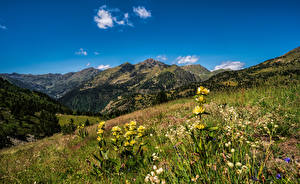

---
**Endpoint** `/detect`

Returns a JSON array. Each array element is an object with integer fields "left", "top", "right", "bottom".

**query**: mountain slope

[
  {"left": 0, "top": 77, "right": 71, "bottom": 148},
  {"left": 60, "top": 59, "right": 202, "bottom": 113},
  {"left": 1, "top": 67, "right": 100, "bottom": 99}
]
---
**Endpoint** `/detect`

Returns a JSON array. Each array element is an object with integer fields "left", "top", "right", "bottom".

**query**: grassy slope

[
  {"left": 57, "top": 114, "right": 101, "bottom": 126},
  {"left": 0, "top": 82, "right": 299, "bottom": 183}
]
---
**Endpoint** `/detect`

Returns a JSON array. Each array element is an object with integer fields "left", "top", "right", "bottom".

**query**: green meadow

[{"left": 0, "top": 83, "right": 299, "bottom": 183}]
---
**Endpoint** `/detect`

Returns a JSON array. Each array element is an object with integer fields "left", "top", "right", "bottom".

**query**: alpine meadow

[{"left": 0, "top": 0, "right": 300, "bottom": 183}]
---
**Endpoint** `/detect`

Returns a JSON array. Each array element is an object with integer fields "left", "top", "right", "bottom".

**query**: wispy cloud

[
  {"left": 213, "top": 61, "right": 245, "bottom": 71},
  {"left": 176, "top": 55, "right": 199, "bottom": 64},
  {"left": 0, "top": 24, "right": 7, "bottom": 30},
  {"left": 75, "top": 48, "right": 88, "bottom": 56},
  {"left": 94, "top": 5, "right": 132, "bottom": 29},
  {"left": 133, "top": 6, "right": 151, "bottom": 19},
  {"left": 156, "top": 55, "right": 168, "bottom": 61},
  {"left": 97, "top": 64, "right": 111, "bottom": 70},
  {"left": 94, "top": 51, "right": 100, "bottom": 55},
  {"left": 86, "top": 62, "right": 91, "bottom": 67}
]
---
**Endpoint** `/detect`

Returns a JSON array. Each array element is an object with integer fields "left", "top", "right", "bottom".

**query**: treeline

[{"left": 0, "top": 78, "right": 71, "bottom": 148}]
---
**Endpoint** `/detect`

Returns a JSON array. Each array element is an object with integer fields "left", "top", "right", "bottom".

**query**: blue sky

[{"left": 0, "top": 0, "right": 299, "bottom": 74}]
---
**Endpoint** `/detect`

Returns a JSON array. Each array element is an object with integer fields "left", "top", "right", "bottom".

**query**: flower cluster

[
  {"left": 97, "top": 121, "right": 105, "bottom": 142},
  {"left": 193, "top": 86, "right": 209, "bottom": 129},
  {"left": 145, "top": 165, "right": 165, "bottom": 184},
  {"left": 77, "top": 123, "right": 88, "bottom": 138},
  {"left": 123, "top": 121, "right": 146, "bottom": 147}
]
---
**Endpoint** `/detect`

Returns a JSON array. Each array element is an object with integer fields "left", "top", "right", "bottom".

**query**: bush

[{"left": 61, "top": 118, "right": 76, "bottom": 135}]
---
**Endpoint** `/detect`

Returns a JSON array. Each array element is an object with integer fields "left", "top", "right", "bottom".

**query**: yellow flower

[
  {"left": 112, "top": 126, "right": 121, "bottom": 132},
  {"left": 130, "top": 140, "right": 136, "bottom": 146},
  {"left": 97, "top": 129, "right": 104, "bottom": 134},
  {"left": 194, "top": 123, "right": 205, "bottom": 130},
  {"left": 111, "top": 138, "right": 116, "bottom": 142},
  {"left": 124, "top": 130, "right": 135, "bottom": 138},
  {"left": 98, "top": 121, "right": 105, "bottom": 129},
  {"left": 196, "top": 95, "right": 204, "bottom": 102},
  {"left": 137, "top": 125, "right": 145, "bottom": 133},
  {"left": 193, "top": 106, "right": 205, "bottom": 115},
  {"left": 124, "top": 141, "right": 130, "bottom": 147},
  {"left": 197, "top": 86, "right": 210, "bottom": 95},
  {"left": 97, "top": 136, "right": 102, "bottom": 142},
  {"left": 129, "top": 121, "right": 137, "bottom": 127},
  {"left": 137, "top": 133, "right": 143, "bottom": 138}
]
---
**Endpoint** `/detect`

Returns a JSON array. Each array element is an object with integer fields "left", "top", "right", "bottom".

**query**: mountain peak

[{"left": 140, "top": 58, "right": 167, "bottom": 67}]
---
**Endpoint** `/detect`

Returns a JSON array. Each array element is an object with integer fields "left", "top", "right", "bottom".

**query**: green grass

[
  {"left": 57, "top": 114, "right": 101, "bottom": 126},
  {"left": 0, "top": 83, "right": 299, "bottom": 183}
]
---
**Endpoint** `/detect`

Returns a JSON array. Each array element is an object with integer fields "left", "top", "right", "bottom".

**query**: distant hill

[
  {"left": 181, "top": 64, "right": 230, "bottom": 81},
  {"left": 1, "top": 67, "right": 100, "bottom": 99},
  {"left": 171, "top": 47, "right": 300, "bottom": 99},
  {"left": 0, "top": 78, "right": 71, "bottom": 148}
]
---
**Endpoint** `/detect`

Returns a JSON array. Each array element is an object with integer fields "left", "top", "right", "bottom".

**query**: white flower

[
  {"left": 145, "top": 175, "right": 150, "bottom": 182},
  {"left": 236, "top": 169, "right": 242, "bottom": 174},
  {"left": 231, "top": 149, "right": 235, "bottom": 153},
  {"left": 151, "top": 171, "right": 155, "bottom": 176},
  {"left": 227, "top": 162, "right": 234, "bottom": 168},
  {"left": 156, "top": 167, "right": 164, "bottom": 175},
  {"left": 153, "top": 165, "right": 157, "bottom": 170},
  {"left": 236, "top": 162, "right": 242, "bottom": 167},
  {"left": 242, "top": 165, "right": 248, "bottom": 171}
]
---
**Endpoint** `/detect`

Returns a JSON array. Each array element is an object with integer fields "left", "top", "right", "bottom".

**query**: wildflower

[
  {"left": 236, "top": 170, "right": 242, "bottom": 174},
  {"left": 242, "top": 165, "right": 248, "bottom": 171},
  {"left": 193, "top": 105, "right": 205, "bottom": 115},
  {"left": 112, "top": 126, "right": 121, "bottom": 132},
  {"left": 284, "top": 157, "right": 291, "bottom": 163},
  {"left": 137, "top": 125, "right": 145, "bottom": 133},
  {"left": 97, "top": 136, "right": 102, "bottom": 142},
  {"left": 191, "top": 175, "right": 199, "bottom": 182},
  {"left": 194, "top": 123, "right": 205, "bottom": 130},
  {"left": 196, "top": 95, "right": 204, "bottom": 102},
  {"left": 124, "top": 141, "right": 130, "bottom": 147},
  {"left": 145, "top": 175, "right": 150, "bottom": 183},
  {"left": 156, "top": 167, "right": 163, "bottom": 175},
  {"left": 130, "top": 140, "right": 136, "bottom": 146},
  {"left": 251, "top": 176, "right": 259, "bottom": 182},
  {"left": 236, "top": 162, "right": 242, "bottom": 167},
  {"left": 197, "top": 86, "right": 210, "bottom": 95},
  {"left": 153, "top": 165, "right": 157, "bottom": 170},
  {"left": 98, "top": 121, "right": 105, "bottom": 129},
  {"left": 227, "top": 162, "right": 234, "bottom": 168},
  {"left": 276, "top": 173, "right": 282, "bottom": 179},
  {"left": 97, "top": 129, "right": 104, "bottom": 134},
  {"left": 231, "top": 149, "right": 235, "bottom": 153}
]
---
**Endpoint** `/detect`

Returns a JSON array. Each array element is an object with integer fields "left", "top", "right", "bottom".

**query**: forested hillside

[{"left": 0, "top": 78, "right": 71, "bottom": 148}]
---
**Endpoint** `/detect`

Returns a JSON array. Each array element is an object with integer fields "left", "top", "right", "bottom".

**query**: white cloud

[
  {"left": 94, "top": 6, "right": 114, "bottom": 29},
  {"left": 97, "top": 64, "right": 111, "bottom": 70},
  {"left": 213, "top": 61, "right": 245, "bottom": 71},
  {"left": 94, "top": 6, "right": 132, "bottom": 29},
  {"left": 156, "top": 55, "right": 167, "bottom": 61},
  {"left": 0, "top": 24, "right": 7, "bottom": 30},
  {"left": 133, "top": 6, "right": 151, "bottom": 19},
  {"left": 176, "top": 55, "right": 199, "bottom": 64},
  {"left": 86, "top": 62, "right": 90, "bottom": 67},
  {"left": 94, "top": 51, "right": 100, "bottom": 55},
  {"left": 75, "top": 48, "right": 88, "bottom": 56}
]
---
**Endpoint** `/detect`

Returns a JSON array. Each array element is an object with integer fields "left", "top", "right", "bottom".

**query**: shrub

[{"left": 61, "top": 118, "right": 76, "bottom": 135}]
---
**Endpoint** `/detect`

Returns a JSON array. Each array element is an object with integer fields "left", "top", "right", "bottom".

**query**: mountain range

[
  {"left": 1, "top": 47, "right": 299, "bottom": 116},
  {"left": 1, "top": 59, "right": 224, "bottom": 114}
]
